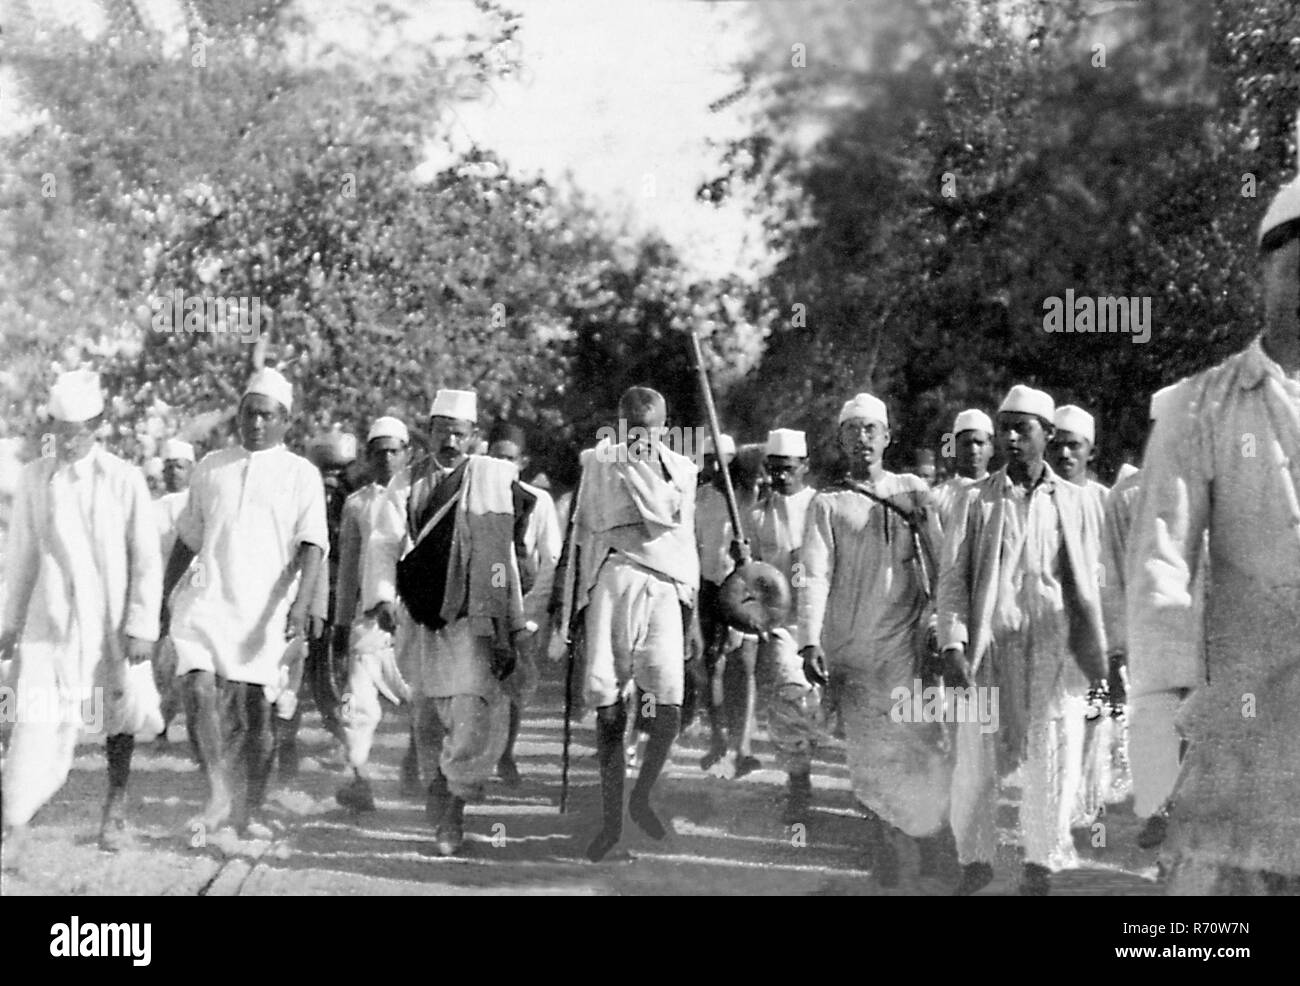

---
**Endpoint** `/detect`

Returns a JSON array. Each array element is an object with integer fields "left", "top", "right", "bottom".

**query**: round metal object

[{"left": 718, "top": 560, "right": 792, "bottom": 634}]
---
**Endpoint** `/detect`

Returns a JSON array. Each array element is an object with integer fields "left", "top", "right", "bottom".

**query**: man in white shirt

[
  {"left": 933, "top": 409, "right": 994, "bottom": 532},
  {"left": 799, "top": 394, "right": 949, "bottom": 888},
  {"left": 938, "top": 385, "right": 1108, "bottom": 896},
  {"left": 161, "top": 367, "right": 328, "bottom": 840},
  {"left": 750, "top": 428, "right": 821, "bottom": 824},
  {"left": 153, "top": 437, "right": 195, "bottom": 742},
  {"left": 334, "top": 416, "right": 413, "bottom": 812},
  {"left": 1127, "top": 169, "right": 1300, "bottom": 895},
  {"left": 564, "top": 387, "right": 702, "bottom": 862},
  {"left": 1, "top": 370, "right": 161, "bottom": 864},
  {"left": 486, "top": 423, "right": 562, "bottom": 787},
  {"left": 366, "top": 389, "right": 532, "bottom": 857}
]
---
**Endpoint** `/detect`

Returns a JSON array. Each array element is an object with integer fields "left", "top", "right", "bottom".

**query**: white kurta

[
  {"left": 798, "top": 472, "right": 950, "bottom": 836},
  {"left": 1, "top": 446, "right": 162, "bottom": 827},
  {"left": 520, "top": 480, "right": 562, "bottom": 629},
  {"left": 333, "top": 482, "right": 388, "bottom": 628},
  {"left": 154, "top": 489, "right": 188, "bottom": 564},
  {"left": 933, "top": 475, "right": 978, "bottom": 533},
  {"left": 169, "top": 445, "right": 328, "bottom": 687},
  {"left": 1128, "top": 336, "right": 1300, "bottom": 880},
  {"left": 1078, "top": 478, "right": 1109, "bottom": 539},
  {"left": 939, "top": 467, "right": 1094, "bottom": 870},
  {"left": 336, "top": 484, "right": 411, "bottom": 769}
]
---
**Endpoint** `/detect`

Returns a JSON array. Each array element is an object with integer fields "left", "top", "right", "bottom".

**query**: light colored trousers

[
  {"left": 339, "top": 618, "right": 412, "bottom": 770},
  {"left": 758, "top": 627, "right": 822, "bottom": 775},
  {"left": 414, "top": 694, "right": 509, "bottom": 801},
  {"left": 951, "top": 693, "right": 1086, "bottom": 871},
  {"left": 583, "top": 556, "right": 685, "bottom": 709}
]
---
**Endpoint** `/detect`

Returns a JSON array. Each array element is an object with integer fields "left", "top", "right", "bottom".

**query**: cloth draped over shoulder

[
  {"left": 392, "top": 454, "right": 527, "bottom": 638},
  {"left": 562, "top": 437, "right": 699, "bottom": 632},
  {"left": 936, "top": 465, "right": 1108, "bottom": 765}
]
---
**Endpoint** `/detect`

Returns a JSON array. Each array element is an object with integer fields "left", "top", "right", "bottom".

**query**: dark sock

[
  {"left": 629, "top": 704, "right": 680, "bottom": 840},
  {"left": 586, "top": 702, "right": 627, "bottom": 862},
  {"left": 244, "top": 685, "right": 275, "bottom": 813},
  {"left": 106, "top": 733, "right": 135, "bottom": 792},
  {"left": 501, "top": 701, "right": 522, "bottom": 763},
  {"left": 104, "top": 734, "right": 135, "bottom": 822}
]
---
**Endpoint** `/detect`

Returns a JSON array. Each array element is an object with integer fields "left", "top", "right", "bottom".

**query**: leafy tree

[
  {"left": 1, "top": 0, "right": 759, "bottom": 485},
  {"left": 714, "top": 0, "right": 1300, "bottom": 479}
]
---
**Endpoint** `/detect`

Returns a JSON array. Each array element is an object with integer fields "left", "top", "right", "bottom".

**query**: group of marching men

[
  {"left": 3, "top": 176, "right": 1300, "bottom": 896},
  {"left": 691, "top": 392, "right": 1135, "bottom": 895}
]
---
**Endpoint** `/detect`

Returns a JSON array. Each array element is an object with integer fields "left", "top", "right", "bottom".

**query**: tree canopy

[{"left": 713, "top": 0, "right": 1300, "bottom": 479}]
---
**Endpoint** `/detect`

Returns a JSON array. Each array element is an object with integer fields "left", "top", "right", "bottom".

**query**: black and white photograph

[{"left": 0, "top": 0, "right": 1295, "bottom": 921}]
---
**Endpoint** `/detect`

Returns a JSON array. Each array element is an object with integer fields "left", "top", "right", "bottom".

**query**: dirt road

[{"left": 0, "top": 671, "right": 1162, "bottom": 896}]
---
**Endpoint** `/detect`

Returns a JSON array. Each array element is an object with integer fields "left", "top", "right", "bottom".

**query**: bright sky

[
  {"left": 10, "top": 0, "right": 770, "bottom": 280},
  {"left": 422, "top": 1, "right": 765, "bottom": 280}
]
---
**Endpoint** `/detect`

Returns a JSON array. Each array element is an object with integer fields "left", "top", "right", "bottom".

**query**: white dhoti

[
  {"left": 1, "top": 448, "right": 162, "bottom": 830},
  {"left": 951, "top": 693, "right": 1086, "bottom": 871},
  {"left": 836, "top": 656, "right": 951, "bottom": 838},
  {"left": 2, "top": 639, "right": 132, "bottom": 828},
  {"left": 583, "top": 555, "right": 685, "bottom": 710},
  {"left": 406, "top": 617, "right": 508, "bottom": 801}
]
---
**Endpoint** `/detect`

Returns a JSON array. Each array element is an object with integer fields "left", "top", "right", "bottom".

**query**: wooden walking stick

[
  {"left": 557, "top": 494, "right": 582, "bottom": 814},
  {"left": 687, "top": 329, "right": 790, "bottom": 635}
]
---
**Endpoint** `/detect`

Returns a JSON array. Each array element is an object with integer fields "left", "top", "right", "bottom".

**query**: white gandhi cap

[
  {"left": 243, "top": 367, "right": 294, "bottom": 413},
  {"left": 367, "top": 416, "right": 410, "bottom": 444},
  {"left": 998, "top": 384, "right": 1055, "bottom": 422},
  {"left": 764, "top": 428, "right": 807, "bottom": 458},
  {"left": 701, "top": 434, "right": 736, "bottom": 458},
  {"left": 1053, "top": 405, "right": 1096, "bottom": 445},
  {"left": 429, "top": 389, "right": 477, "bottom": 423},
  {"left": 48, "top": 369, "right": 105, "bottom": 423},
  {"left": 161, "top": 438, "right": 195, "bottom": 462},
  {"left": 952, "top": 409, "right": 994, "bottom": 437},
  {"left": 838, "top": 393, "right": 888, "bottom": 427}
]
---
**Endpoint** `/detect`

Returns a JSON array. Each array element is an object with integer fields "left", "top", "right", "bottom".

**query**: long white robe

[
  {"left": 1, "top": 446, "right": 161, "bottom": 826},
  {"left": 798, "top": 472, "right": 950, "bottom": 836},
  {"left": 938, "top": 465, "right": 1103, "bottom": 869},
  {"left": 1128, "top": 336, "right": 1300, "bottom": 882},
  {"left": 1069, "top": 475, "right": 1123, "bottom": 822},
  {"left": 169, "top": 445, "right": 328, "bottom": 688}
]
